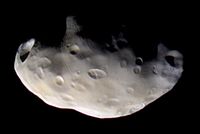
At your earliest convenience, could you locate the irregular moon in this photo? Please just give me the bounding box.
[14,16,184,118]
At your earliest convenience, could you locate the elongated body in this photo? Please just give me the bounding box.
[14,16,183,118]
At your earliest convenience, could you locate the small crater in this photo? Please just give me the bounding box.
[133,66,141,74]
[129,103,145,113]
[69,45,80,55]
[127,87,135,95]
[152,65,158,74]
[120,59,128,68]
[88,69,107,79]
[165,56,175,67]
[97,95,108,103]
[55,76,64,86]
[135,57,143,65]
[36,67,44,78]
[39,57,52,68]
[76,84,86,92]
[106,98,120,107]
[61,94,74,101]
[71,82,76,88]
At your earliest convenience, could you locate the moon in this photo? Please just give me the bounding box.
[14,16,184,118]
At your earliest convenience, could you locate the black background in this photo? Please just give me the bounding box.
[2,2,198,132]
